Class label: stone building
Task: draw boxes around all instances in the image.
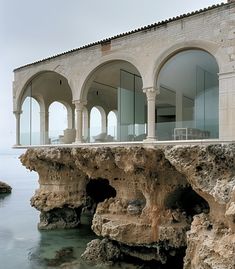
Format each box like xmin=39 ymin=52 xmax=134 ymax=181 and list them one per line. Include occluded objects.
xmin=13 ymin=0 xmax=235 ymax=146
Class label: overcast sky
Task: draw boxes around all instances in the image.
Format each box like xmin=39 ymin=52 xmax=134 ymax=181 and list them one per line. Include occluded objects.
xmin=0 ymin=0 xmax=225 ymax=153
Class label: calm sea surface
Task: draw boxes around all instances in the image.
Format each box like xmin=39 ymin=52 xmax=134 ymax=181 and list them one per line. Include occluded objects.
xmin=0 ymin=154 xmax=97 ymax=269
xmin=0 ymin=154 xmax=170 ymax=269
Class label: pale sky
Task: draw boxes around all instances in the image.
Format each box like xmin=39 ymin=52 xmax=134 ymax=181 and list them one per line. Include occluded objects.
xmin=0 ymin=0 xmax=225 ymax=152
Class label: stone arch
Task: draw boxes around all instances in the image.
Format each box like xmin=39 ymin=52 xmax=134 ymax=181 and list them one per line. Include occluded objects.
xmin=79 ymin=57 xmax=144 ymax=102
xmin=107 ymin=110 xmax=118 ymax=139
xmin=89 ymin=106 xmax=107 ymax=141
xmin=16 ymin=70 xmax=73 ymax=112
xmin=48 ymin=99 xmax=74 ymax=129
xmin=154 ymin=46 xmax=220 ymax=140
xmin=153 ymin=40 xmax=223 ymax=88
xmin=16 ymin=70 xmax=75 ymax=145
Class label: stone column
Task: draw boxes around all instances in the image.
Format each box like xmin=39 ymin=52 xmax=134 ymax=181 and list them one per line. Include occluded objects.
xmin=74 ymin=100 xmax=86 ymax=143
xmin=40 ymin=110 xmax=49 ymax=144
xmin=143 ymin=87 xmax=159 ymax=141
xmin=219 ymin=71 xmax=235 ymax=140
xmin=14 ymin=111 xmax=22 ymax=146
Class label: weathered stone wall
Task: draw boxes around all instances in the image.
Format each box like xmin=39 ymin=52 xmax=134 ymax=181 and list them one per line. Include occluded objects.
xmin=20 ymin=144 xmax=235 ymax=268
xmin=13 ymin=3 xmax=235 ymax=139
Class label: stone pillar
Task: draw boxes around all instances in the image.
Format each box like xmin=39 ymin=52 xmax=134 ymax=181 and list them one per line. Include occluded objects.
xmin=143 ymin=87 xmax=159 ymax=141
xmin=14 ymin=111 xmax=22 ymax=146
xmin=219 ymin=71 xmax=235 ymax=140
xmin=40 ymin=110 xmax=49 ymax=144
xmin=74 ymin=100 xmax=86 ymax=143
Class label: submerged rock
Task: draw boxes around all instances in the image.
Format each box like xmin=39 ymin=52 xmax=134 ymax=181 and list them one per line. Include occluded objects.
xmin=44 ymin=247 xmax=75 ymax=267
xmin=0 ymin=181 xmax=12 ymax=194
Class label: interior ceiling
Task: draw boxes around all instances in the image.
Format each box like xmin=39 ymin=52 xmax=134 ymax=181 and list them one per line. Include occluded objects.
xmin=23 ymin=72 xmax=72 ymax=106
xmin=88 ymin=61 xmax=140 ymax=109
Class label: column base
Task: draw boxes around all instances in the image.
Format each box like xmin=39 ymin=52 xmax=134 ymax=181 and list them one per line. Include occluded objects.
xmin=143 ymin=137 xmax=157 ymax=143
xmin=13 ymin=143 xmax=22 ymax=147
xmin=73 ymin=140 xmax=83 ymax=144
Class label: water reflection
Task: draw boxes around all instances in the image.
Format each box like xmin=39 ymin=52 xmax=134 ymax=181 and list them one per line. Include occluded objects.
xmin=28 ymin=215 xmax=96 ymax=269
xmin=0 ymin=193 xmax=11 ymax=207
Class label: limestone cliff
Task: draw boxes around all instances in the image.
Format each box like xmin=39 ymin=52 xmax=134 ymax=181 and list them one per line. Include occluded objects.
xmin=20 ymin=144 xmax=235 ymax=268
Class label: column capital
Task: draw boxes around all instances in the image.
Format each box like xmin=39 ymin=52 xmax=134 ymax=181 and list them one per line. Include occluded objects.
xmin=13 ymin=110 xmax=22 ymax=118
xmin=143 ymin=86 xmax=159 ymax=100
xmin=73 ymin=100 xmax=87 ymax=110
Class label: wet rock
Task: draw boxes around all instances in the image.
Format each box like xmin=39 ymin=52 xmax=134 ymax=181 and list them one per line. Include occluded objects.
xmin=39 ymin=207 xmax=82 ymax=229
xmin=81 ymin=238 xmax=121 ymax=265
xmin=0 ymin=181 xmax=12 ymax=193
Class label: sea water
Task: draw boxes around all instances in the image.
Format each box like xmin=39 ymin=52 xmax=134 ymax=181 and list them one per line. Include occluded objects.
xmin=0 ymin=154 xmax=170 ymax=269
xmin=0 ymin=154 xmax=97 ymax=269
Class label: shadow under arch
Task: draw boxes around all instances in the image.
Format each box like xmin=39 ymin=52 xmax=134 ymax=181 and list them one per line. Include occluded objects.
xmin=16 ymin=70 xmax=73 ymax=113
xmin=17 ymin=71 xmax=75 ymax=145
xmin=79 ymin=59 xmax=143 ymax=102
xmin=82 ymin=60 xmax=146 ymax=142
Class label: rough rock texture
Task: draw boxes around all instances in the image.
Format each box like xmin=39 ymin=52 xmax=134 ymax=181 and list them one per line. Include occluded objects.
xmin=20 ymin=144 xmax=235 ymax=268
xmin=81 ymin=238 xmax=121 ymax=265
xmin=0 ymin=181 xmax=12 ymax=193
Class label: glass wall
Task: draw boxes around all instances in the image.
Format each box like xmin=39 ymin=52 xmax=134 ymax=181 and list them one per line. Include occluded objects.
xmin=90 ymin=107 xmax=102 ymax=142
xmin=157 ymin=50 xmax=219 ymax=140
xmin=49 ymin=102 xmax=67 ymax=144
xmin=118 ymin=70 xmax=146 ymax=141
xmin=20 ymin=96 xmax=40 ymax=145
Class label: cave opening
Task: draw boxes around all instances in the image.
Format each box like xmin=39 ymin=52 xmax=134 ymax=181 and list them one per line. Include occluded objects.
xmin=83 ymin=178 xmax=116 ymax=219
xmin=165 ymin=185 xmax=210 ymax=217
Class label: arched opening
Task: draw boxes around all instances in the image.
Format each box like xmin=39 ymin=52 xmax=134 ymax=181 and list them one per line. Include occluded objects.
xmin=18 ymin=71 xmax=74 ymax=145
xmin=49 ymin=102 xmax=68 ymax=144
xmin=107 ymin=110 xmax=117 ymax=140
xmin=90 ymin=107 xmax=103 ymax=142
xmin=156 ymin=49 xmax=219 ymax=141
xmin=84 ymin=60 xmax=146 ymax=142
xmin=20 ymin=96 xmax=40 ymax=145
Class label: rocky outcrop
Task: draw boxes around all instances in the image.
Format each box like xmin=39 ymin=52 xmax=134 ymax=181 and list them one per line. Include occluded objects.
xmin=0 ymin=181 xmax=12 ymax=193
xmin=81 ymin=239 xmax=121 ymax=266
xmin=20 ymin=144 xmax=235 ymax=268
xmin=164 ymin=144 xmax=235 ymax=269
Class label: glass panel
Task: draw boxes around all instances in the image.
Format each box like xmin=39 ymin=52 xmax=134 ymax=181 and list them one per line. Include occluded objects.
xmin=205 ymin=71 xmax=219 ymax=138
xmin=49 ymin=102 xmax=67 ymax=144
xmin=119 ymin=70 xmax=146 ymax=142
xmin=157 ymin=50 xmax=219 ymax=141
xmin=119 ymin=70 xmax=135 ymax=141
xmin=134 ymin=75 xmax=146 ymax=141
xmin=20 ymin=96 xmax=40 ymax=145
xmin=156 ymin=85 xmax=176 ymax=140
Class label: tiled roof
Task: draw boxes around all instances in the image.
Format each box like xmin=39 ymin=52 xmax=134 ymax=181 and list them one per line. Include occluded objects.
xmin=14 ymin=2 xmax=227 ymax=72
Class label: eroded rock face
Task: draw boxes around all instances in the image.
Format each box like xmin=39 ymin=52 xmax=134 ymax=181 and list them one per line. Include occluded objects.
xmin=20 ymin=144 xmax=235 ymax=268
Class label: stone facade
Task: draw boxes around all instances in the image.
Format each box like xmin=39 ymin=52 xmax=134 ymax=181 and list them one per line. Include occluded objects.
xmin=13 ymin=1 xmax=235 ymax=144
